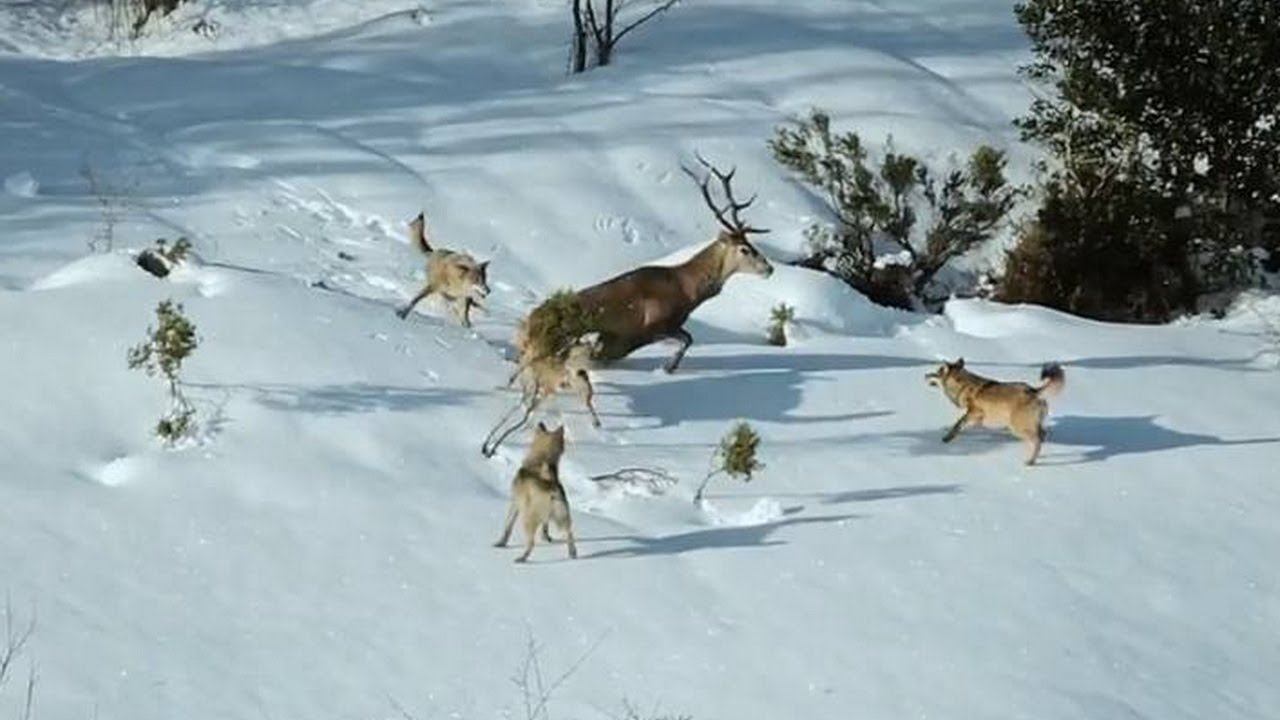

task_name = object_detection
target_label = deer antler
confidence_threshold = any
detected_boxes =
[681,152,770,235]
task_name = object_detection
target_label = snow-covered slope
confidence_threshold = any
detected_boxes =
[1,2,1278,719]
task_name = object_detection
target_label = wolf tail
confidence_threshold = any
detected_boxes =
[409,211,433,254]
[1036,363,1065,399]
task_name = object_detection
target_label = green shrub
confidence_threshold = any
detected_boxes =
[771,109,1018,309]
[128,299,199,444]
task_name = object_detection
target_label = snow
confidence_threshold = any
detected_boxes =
[1,1,1277,719]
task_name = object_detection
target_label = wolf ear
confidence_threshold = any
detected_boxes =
[536,421,548,432]
[479,260,490,274]
[952,357,965,369]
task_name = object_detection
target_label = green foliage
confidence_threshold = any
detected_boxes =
[156,236,192,265]
[694,421,763,502]
[128,300,199,444]
[1006,0,1279,320]
[770,109,1017,309]
[766,302,795,346]
[717,421,762,480]
[524,290,598,361]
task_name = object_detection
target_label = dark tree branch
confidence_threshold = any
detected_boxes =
[612,0,680,45]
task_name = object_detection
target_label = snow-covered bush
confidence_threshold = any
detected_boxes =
[1000,0,1279,321]
[771,109,1017,309]
[127,300,199,444]
[87,0,189,38]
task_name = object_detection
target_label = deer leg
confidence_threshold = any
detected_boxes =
[663,328,694,374]
[396,283,435,319]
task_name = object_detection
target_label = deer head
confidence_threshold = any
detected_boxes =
[683,153,774,279]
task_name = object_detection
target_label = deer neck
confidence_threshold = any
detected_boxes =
[677,240,732,306]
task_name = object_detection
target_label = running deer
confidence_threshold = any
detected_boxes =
[514,154,774,374]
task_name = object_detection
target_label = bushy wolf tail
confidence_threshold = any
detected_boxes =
[409,211,433,254]
[1036,363,1065,399]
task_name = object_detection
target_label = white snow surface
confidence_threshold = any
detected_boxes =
[1,2,1277,719]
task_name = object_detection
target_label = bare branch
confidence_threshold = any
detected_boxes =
[588,467,678,494]
[0,596,36,693]
[512,631,610,720]
[612,0,680,45]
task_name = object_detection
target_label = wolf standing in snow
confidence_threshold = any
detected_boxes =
[395,212,490,327]
[493,422,578,563]
[926,359,1065,465]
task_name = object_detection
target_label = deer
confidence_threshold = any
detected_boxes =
[396,212,491,327]
[512,153,774,377]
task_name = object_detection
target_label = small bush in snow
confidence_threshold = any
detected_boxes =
[770,109,1017,310]
[128,300,199,445]
[523,290,598,361]
[766,302,795,346]
[695,421,762,502]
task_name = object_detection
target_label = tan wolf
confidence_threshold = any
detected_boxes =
[926,359,1065,465]
[482,332,602,458]
[395,212,490,327]
[493,422,578,563]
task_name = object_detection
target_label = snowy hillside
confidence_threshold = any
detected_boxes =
[2,2,1278,719]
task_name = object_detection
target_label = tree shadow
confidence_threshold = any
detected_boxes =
[822,483,962,504]
[699,483,961,504]
[584,513,860,560]
[1039,415,1280,465]
[614,369,893,427]
[983,354,1266,373]
[644,352,932,374]
[882,414,1280,465]
[189,381,478,415]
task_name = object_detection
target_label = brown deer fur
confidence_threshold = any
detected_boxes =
[514,156,773,374]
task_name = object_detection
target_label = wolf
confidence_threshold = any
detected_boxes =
[395,212,490,327]
[493,422,578,563]
[926,359,1065,465]
[482,333,603,458]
